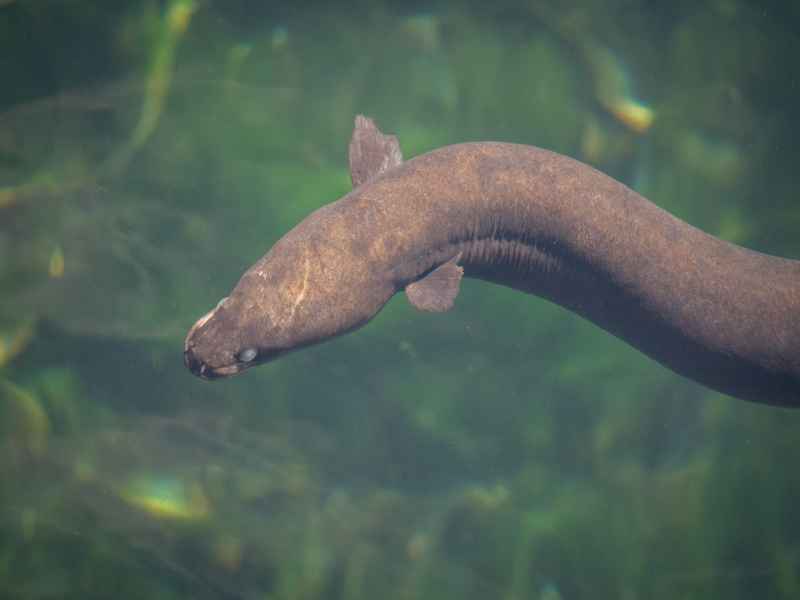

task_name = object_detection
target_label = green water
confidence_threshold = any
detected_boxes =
[2,1,799,598]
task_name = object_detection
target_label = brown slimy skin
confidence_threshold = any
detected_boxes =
[184,119,800,407]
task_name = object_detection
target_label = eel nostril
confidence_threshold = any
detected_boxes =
[183,348,193,370]
[184,347,206,377]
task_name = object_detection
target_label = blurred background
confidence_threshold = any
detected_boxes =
[1,1,799,598]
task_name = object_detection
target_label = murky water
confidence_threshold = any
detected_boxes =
[2,2,799,599]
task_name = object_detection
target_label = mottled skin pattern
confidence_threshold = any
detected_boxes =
[184,124,800,407]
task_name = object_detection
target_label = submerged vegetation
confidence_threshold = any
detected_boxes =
[1,1,799,598]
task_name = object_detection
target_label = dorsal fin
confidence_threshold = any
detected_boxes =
[348,115,403,187]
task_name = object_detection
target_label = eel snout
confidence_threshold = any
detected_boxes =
[183,345,239,379]
[183,307,243,379]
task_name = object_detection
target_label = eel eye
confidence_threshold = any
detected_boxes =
[238,347,258,363]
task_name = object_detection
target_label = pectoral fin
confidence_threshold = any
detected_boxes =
[348,115,403,187]
[405,254,464,312]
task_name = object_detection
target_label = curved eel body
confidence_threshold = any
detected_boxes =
[184,116,800,407]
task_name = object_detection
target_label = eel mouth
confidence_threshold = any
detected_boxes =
[183,347,242,380]
[183,307,243,380]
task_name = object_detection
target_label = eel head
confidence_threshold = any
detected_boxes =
[183,223,396,380]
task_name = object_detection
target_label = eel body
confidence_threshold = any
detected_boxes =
[184,116,800,407]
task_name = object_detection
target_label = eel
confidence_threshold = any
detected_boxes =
[184,116,800,407]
